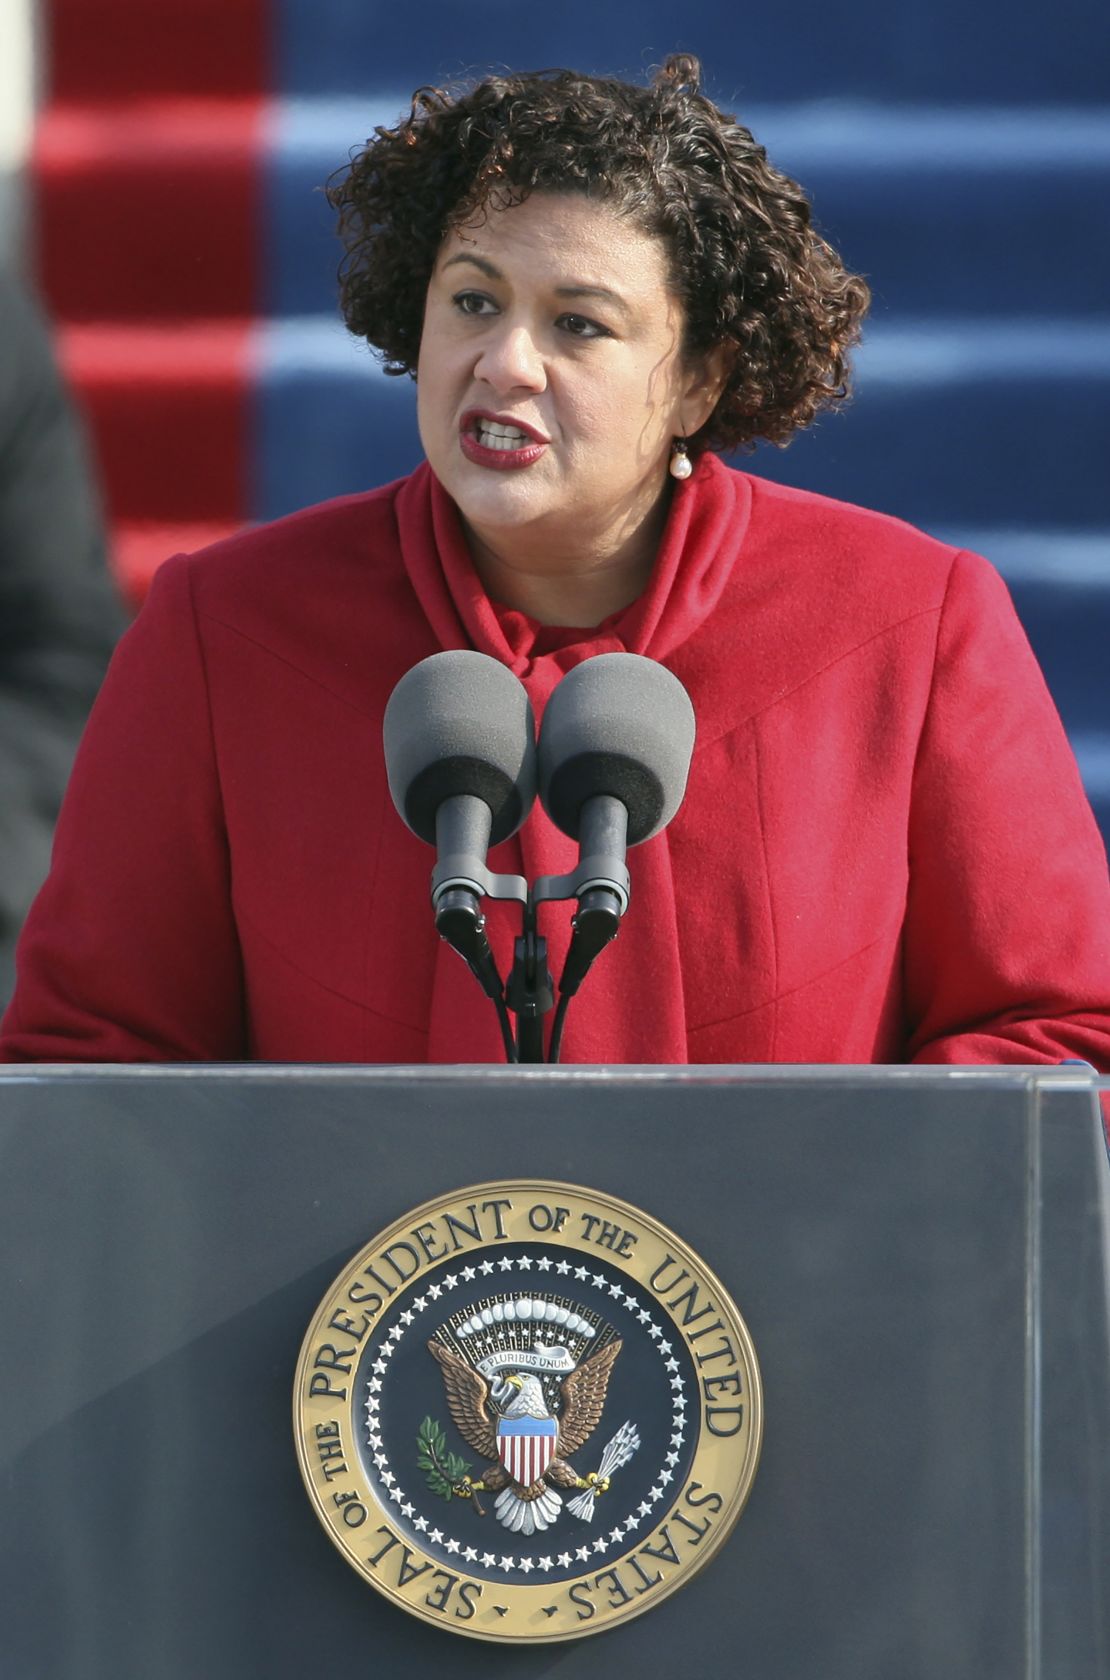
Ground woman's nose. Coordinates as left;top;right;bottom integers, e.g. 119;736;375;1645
475;324;546;394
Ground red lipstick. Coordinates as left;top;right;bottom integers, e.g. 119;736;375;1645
459;409;549;470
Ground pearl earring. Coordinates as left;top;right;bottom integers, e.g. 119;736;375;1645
669;437;693;480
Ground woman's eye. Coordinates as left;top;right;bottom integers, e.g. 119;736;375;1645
453;291;497;316
557;313;609;339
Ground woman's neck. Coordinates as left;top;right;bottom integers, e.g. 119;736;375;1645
464;494;670;628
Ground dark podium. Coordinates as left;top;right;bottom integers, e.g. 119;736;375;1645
2;1064;1107;1680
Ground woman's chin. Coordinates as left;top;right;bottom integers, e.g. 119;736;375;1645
448;465;561;533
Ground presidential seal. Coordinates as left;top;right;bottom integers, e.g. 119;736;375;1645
293;1181;762;1642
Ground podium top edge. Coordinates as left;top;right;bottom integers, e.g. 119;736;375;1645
0;1062;1105;1091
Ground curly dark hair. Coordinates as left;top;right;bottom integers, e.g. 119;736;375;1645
328;54;870;455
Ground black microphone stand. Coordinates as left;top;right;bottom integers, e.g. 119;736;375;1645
433;794;630;1062
435;873;559;1063
504;896;554;1062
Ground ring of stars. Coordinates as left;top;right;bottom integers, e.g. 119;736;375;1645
360;1251;689;1576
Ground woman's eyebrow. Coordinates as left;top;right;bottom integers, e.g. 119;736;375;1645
554;284;631;318
442;253;502;279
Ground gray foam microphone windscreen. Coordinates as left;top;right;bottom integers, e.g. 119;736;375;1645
382;651;537;846
538;653;696;846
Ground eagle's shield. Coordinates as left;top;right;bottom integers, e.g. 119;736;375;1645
497;1416;557;1485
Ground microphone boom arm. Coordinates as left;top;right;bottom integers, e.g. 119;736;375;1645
430;793;528;909
430;795;527;1060
534;795;631;1058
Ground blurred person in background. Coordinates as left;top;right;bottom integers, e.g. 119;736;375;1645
0;270;125;1005
1;57;1108;1065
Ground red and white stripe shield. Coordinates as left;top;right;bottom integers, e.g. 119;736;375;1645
497;1416;557;1485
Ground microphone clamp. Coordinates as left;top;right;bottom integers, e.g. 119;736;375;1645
430;864;528;910
532;862;629;917
533;792;631;916
429;792;528;910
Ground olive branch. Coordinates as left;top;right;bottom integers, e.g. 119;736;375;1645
416;1416;485;1513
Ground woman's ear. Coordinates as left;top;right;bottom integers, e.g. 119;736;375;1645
681;344;733;436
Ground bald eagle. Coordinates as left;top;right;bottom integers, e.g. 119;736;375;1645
428;1339;622;1535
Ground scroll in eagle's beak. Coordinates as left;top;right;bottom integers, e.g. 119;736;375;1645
490;1371;526;1406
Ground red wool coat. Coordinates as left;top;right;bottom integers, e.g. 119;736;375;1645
3;456;1109;1066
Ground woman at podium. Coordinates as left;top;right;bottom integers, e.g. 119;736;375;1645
2;57;1108;1066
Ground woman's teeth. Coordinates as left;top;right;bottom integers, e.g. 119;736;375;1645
475;421;533;450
